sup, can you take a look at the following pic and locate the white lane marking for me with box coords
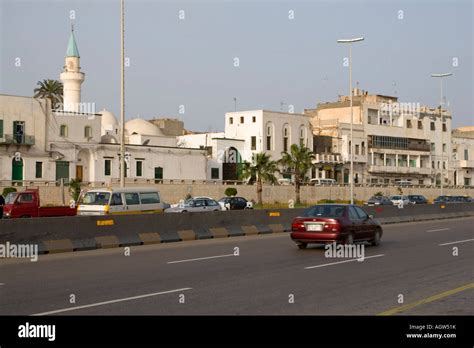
[438,239,474,246]
[426,228,451,233]
[32,287,192,316]
[167,254,235,264]
[304,254,385,270]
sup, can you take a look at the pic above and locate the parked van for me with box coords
[394,179,412,186]
[77,187,165,216]
[310,178,336,186]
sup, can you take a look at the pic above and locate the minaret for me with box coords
[60,25,85,112]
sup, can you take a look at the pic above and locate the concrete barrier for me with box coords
[0,204,472,255]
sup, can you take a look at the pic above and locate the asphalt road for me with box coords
[0,217,472,315]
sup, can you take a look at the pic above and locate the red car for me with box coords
[291,204,382,249]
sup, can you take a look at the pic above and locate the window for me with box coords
[60,125,68,137]
[465,178,471,186]
[211,168,219,179]
[443,161,446,169]
[464,149,469,160]
[154,167,163,182]
[348,206,360,220]
[437,161,440,169]
[442,123,447,132]
[240,116,244,124]
[251,136,256,150]
[355,144,360,155]
[110,193,123,206]
[0,119,3,138]
[417,120,423,129]
[84,126,92,139]
[283,125,289,152]
[206,199,219,207]
[140,192,160,204]
[361,141,365,155]
[124,192,140,205]
[355,207,369,220]
[252,116,256,123]
[104,159,111,176]
[406,120,412,128]
[299,126,305,145]
[266,124,273,151]
[442,143,446,153]
[35,162,42,178]
[430,122,435,131]
[18,193,34,203]
[430,143,435,151]
[348,141,351,154]
[229,117,233,125]
[136,161,143,177]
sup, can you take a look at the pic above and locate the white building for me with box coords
[0,28,209,185]
[306,89,453,185]
[452,127,474,187]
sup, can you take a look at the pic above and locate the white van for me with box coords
[310,178,336,186]
[77,187,165,216]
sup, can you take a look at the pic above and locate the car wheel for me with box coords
[297,242,307,250]
[344,233,354,245]
[181,210,188,213]
[371,229,381,246]
[213,209,220,212]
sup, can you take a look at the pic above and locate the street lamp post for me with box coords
[120,0,126,188]
[338,37,364,205]
[431,72,452,195]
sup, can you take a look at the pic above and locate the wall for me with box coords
[1,183,472,206]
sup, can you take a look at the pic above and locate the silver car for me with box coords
[165,198,223,213]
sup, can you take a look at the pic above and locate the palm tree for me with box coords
[279,143,315,205]
[240,152,278,205]
[34,79,63,109]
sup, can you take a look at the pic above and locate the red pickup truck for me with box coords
[2,189,76,218]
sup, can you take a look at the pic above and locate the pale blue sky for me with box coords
[0,0,472,131]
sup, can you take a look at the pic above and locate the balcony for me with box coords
[368,165,431,175]
[313,153,344,163]
[458,160,474,168]
[0,134,35,145]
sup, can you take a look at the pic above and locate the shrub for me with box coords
[69,178,82,202]
[224,187,237,197]
[2,187,17,197]
[374,191,384,197]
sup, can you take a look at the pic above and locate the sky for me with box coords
[0,0,473,131]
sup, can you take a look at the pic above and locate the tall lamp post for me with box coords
[337,37,364,205]
[120,0,126,187]
[431,72,452,195]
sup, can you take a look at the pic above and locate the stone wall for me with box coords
[1,184,473,206]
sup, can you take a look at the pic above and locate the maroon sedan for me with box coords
[290,204,383,249]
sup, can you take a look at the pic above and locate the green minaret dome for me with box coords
[66,29,80,58]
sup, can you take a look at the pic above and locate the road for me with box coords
[0,217,472,315]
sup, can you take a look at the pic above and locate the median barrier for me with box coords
[0,204,472,255]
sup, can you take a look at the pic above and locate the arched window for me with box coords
[60,125,68,137]
[84,126,92,139]
[282,124,290,152]
[299,125,306,146]
[265,122,274,151]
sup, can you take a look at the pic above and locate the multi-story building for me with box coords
[452,127,474,187]
[306,89,452,185]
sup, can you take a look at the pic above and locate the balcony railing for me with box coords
[313,153,344,163]
[0,134,35,145]
[368,165,431,175]
[458,160,474,168]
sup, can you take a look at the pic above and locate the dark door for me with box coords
[222,163,238,181]
[16,192,36,217]
[76,165,83,181]
[12,158,23,181]
[55,161,70,183]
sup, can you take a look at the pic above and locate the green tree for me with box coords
[240,152,278,205]
[33,79,63,109]
[279,143,315,205]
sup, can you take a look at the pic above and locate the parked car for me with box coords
[277,178,293,186]
[2,189,76,218]
[310,178,337,186]
[290,204,383,249]
[77,188,166,216]
[365,196,393,206]
[433,195,456,204]
[165,197,223,213]
[389,195,410,206]
[451,196,473,203]
[218,197,253,210]
[394,179,412,186]
[407,195,428,204]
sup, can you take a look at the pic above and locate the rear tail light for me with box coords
[323,222,340,232]
[291,220,305,231]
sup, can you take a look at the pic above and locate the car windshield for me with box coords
[5,192,17,204]
[80,192,111,205]
[303,205,345,218]
[391,196,401,200]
